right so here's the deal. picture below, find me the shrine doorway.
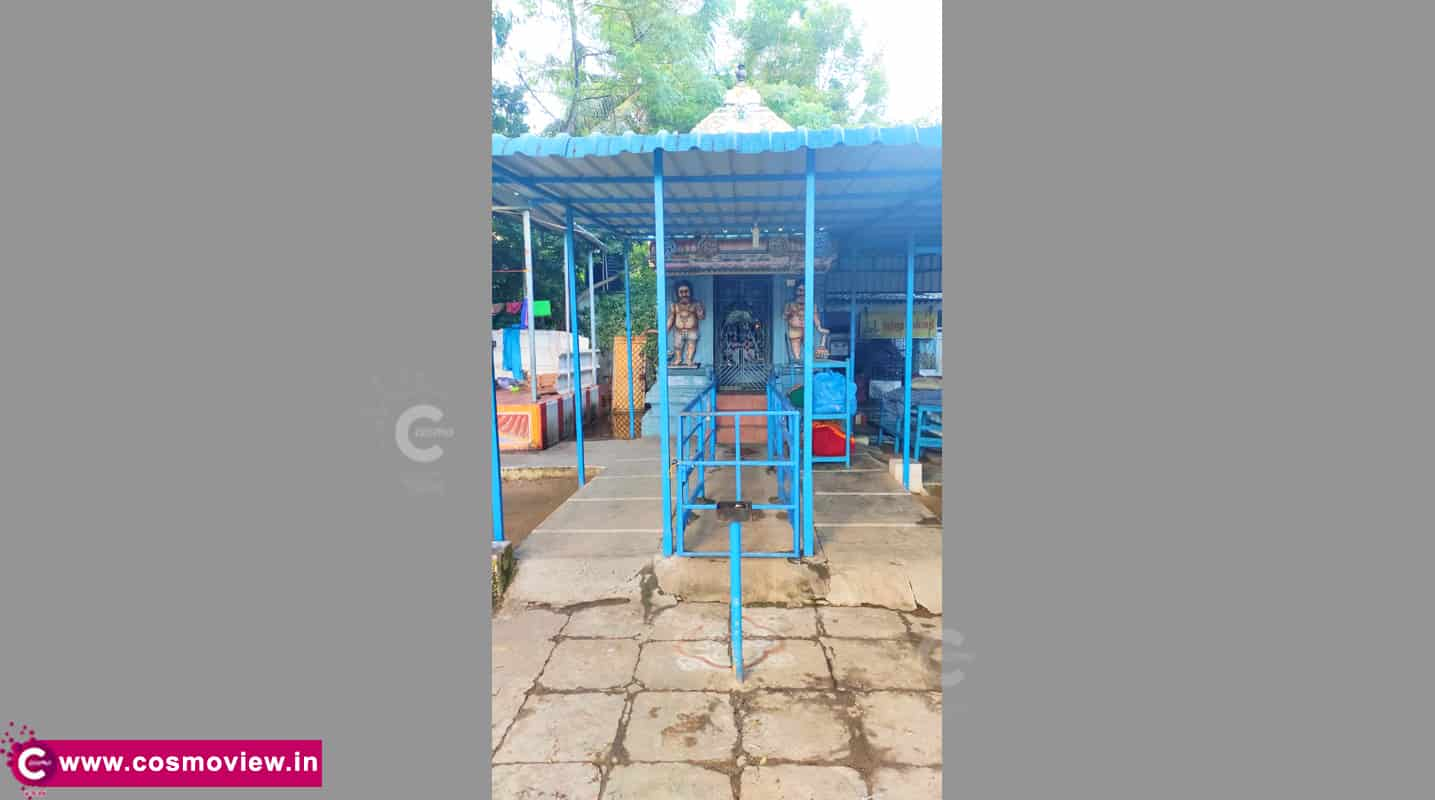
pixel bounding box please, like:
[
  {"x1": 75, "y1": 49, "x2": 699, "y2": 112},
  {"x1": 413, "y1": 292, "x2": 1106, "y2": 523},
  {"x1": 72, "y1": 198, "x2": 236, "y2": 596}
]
[
  {"x1": 713, "y1": 275, "x2": 773, "y2": 445},
  {"x1": 714, "y1": 275, "x2": 773, "y2": 393}
]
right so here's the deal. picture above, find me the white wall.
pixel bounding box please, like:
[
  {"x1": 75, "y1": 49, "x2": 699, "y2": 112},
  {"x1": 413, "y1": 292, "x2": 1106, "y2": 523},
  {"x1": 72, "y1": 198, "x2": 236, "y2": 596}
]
[{"x1": 492, "y1": 329, "x2": 592, "y2": 377}]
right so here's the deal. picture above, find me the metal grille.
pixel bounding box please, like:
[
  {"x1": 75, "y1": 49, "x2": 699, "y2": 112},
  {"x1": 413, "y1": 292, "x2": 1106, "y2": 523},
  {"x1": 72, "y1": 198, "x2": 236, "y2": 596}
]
[{"x1": 715, "y1": 276, "x2": 772, "y2": 391}]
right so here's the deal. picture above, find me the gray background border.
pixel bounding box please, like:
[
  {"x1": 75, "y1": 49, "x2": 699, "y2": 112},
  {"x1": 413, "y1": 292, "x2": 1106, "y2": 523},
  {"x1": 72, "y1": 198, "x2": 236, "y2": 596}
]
[
  {"x1": 3, "y1": 1, "x2": 1432, "y2": 798},
  {"x1": 2, "y1": 1, "x2": 494, "y2": 796},
  {"x1": 945, "y1": 1, "x2": 1433, "y2": 796}
]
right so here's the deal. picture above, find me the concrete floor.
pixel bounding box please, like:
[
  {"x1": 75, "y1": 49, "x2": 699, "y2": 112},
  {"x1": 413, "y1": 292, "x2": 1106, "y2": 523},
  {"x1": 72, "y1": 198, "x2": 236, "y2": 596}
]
[
  {"x1": 492, "y1": 600, "x2": 945, "y2": 800},
  {"x1": 500, "y1": 437, "x2": 942, "y2": 613}
]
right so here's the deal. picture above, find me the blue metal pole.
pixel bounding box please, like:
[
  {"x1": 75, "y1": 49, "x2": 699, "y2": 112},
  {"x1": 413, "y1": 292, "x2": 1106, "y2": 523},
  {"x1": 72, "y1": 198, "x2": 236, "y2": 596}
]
[
  {"x1": 847, "y1": 297, "x2": 857, "y2": 466},
  {"x1": 565, "y1": 207, "x2": 587, "y2": 487},
  {"x1": 730, "y1": 520, "x2": 744, "y2": 682},
  {"x1": 902, "y1": 233, "x2": 916, "y2": 490},
  {"x1": 490, "y1": 351, "x2": 505, "y2": 542},
  {"x1": 801, "y1": 148, "x2": 816, "y2": 558},
  {"x1": 735, "y1": 417, "x2": 743, "y2": 502},
  {"x1": 522, "y1": 210, "x2": 538, "y2": 403},
  {"x1": 655, "y1": 150, "x2": 674, "y2": 556},
  {"x1": 623, "y1": 240, "x2": 636, "y2": 438}
]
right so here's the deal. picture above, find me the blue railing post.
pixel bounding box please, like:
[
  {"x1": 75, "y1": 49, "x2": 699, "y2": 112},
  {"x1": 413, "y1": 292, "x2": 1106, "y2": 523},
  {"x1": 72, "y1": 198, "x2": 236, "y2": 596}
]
[
  {"x1": 522, "y1": 210, "x2": 538, "y2": 403},
  {"x1": 734, "y1": 416, "x2": 743, "y2": 502},
  {"x1": 490, "y1": 354, "x2": 505, "y2": 543},
  {"x1": 622, "y1": 240, "x2": 636, "y2": 438},
  {"x1": 678, "y1": 413, "x2": 688, "y2": 551},
  {"x1": 564, "y1": 206, "x2": 587, "y2": 487},
  {"x1": 847, "y1": 296, "x2": 857, "y2": 466},
  {"x1": 730, "y1": 520, "x2": 744, "y2": 682},
  {"x1": 655, "y1": 150, "x2": 674, "y2": 557},
  {"x1": 801, "y1": 148, "x2": 817, "y2": 558},
  {"x1": 902, "y1": 233, "x2": 916, "y2": 491}
]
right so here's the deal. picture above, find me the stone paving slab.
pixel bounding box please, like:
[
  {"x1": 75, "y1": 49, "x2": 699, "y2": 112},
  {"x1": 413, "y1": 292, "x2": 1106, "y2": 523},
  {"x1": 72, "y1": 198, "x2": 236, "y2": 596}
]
[
  {"x1": 820, "y1": 561, "x2": 918, "y2": 611},
  {"x1": 563, "y1": 600, "x2": 649, "y2": 639},
  {"x1": 905, "y1": 613, "x2": 942, "y2": 640},
  {"x1": 740, "y1": 639, "x2": 833, "y2": 690},
  {"x1": 811, "y1": 468, "x2": 911, "y2": 493},
  {"x1": 816, "y1": 526, "x2": 943, "y2": 558},
  {"x1": 740, "y1": 764, "x2": 868, "y2": 800},
  {"x1": 504, "y1": 556, "x2": 650, "y2": 607},
  {"x1": 648, "y1": 602, "x2": 729, "y2": 640},
  {"x1": 817, "y1": 606, "x2": 910, "y2": 639},
  {"x1": 602, "y1": 764, "x2": 734, "y2": 800},
  {"x1": 491, "y1": 763, "x2": 602, "y2": 800},
  {"x1": 855, "y1": 692, "x2": 943, "y2": 766},
  {"x1": 635, "y1": 639, "x2": 738, "y2": 691},
  {"x1": 740, "y1": 691, "x2": 852, "y2": 762},
  {"x1": 653, "y1": 555, "x2": 825, "y2": 606},
  {"x1": 634, "y1": 637, "x2": 832, "y2": 691},
  {"x1": 624, "y1": 691, "x2": 737, "y2": 762},
  {"x1": 492, "y1": 687, "x2": 530, "y2": 747},
  {"x1": 521, "y1": 530, "x2": 660, "y2": 560},
  {"x1": 535, "y1": 499, "x2": 664, "y2": 533},
  {"x1": 566, "y1": 474, "x2": 661, "y2": 500},
  {"x1": 741, "y1": 606, "x2": 818, "y2": 638},
  {"x1": 493, "y1": 692, "x2": 627, "y2": 764},
  {"x1": 817, "y1": 527, "x2": 943, "y2": 613},
  {"x1": 813, "y1": 494, "x2": 936, "y2": 526},
  {"x1": 493, "y1": 608, "x2": 569, "y2": 641},
  {"x1": 825, "y1": 639, "x2": 940, "y2": 691},
  {"x1": 871, "y1": 765, "x2": 942, "y2": 799},
  {"x1": 538, "y1": 639, "x2": 641, "y2": 690},
  {"x1": 516, "y1": 530, "x2": 658, "y2": 559},
  {"x1": 493, "y1": 637, "x2": 558, "y2": 694}
]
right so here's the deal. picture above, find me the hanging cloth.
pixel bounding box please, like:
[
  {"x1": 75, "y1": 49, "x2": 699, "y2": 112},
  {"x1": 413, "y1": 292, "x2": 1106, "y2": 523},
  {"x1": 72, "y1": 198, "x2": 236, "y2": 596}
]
[{"x1": 502, "y1": 326, "x2": 525, "y2": 381}]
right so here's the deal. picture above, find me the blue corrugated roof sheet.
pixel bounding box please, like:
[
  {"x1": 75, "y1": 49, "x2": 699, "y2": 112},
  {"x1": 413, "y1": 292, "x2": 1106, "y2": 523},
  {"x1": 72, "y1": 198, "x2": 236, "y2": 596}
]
[{"x1": 493, "y1": 125, "x2": 942, "y2": 159}]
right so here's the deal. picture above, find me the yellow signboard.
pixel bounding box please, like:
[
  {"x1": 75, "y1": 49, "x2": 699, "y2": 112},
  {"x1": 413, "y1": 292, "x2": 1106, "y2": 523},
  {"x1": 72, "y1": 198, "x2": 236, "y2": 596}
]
[{"x1": 860, "y1": 306, "x2": 938, "y2": 339}]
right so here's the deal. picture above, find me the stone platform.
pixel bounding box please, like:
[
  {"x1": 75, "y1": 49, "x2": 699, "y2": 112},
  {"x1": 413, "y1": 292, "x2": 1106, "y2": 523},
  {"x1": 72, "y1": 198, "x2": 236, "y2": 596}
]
[{"x1": 500, "y1": 438, "x2": 942, "y2": 613}]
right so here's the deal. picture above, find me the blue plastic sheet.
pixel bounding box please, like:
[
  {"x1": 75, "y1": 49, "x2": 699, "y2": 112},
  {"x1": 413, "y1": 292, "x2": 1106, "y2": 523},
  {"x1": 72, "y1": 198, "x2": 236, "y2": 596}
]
[
  {"x1": 812, "y1": 371, "x2": 851, "y2": 415},
  {"x1": 502, "y1": 327, "x2": 524, "y2": 380}
]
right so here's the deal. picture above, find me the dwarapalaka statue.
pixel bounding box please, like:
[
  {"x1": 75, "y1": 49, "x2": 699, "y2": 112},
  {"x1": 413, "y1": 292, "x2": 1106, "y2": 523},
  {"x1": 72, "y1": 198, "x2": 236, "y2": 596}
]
[
  {"x1": 784, "y1": 282, "x2": 829, "y2": 361},
  {"x1": 667, "y1": 280, "x2": 706, "y2": 367}
]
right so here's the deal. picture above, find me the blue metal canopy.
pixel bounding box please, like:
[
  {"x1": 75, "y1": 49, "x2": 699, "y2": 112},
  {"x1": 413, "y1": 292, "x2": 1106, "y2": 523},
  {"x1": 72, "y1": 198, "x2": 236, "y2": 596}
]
[{"x1": 492, "y1": 125, "x2": 942, "y2": 249}]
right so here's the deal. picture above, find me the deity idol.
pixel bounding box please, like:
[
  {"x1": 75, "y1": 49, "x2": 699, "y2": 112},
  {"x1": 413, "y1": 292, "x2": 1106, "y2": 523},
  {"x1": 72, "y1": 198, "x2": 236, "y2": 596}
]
[
  {"x1": 667, "y1": 280, "x2": 705, "y2": 366},
  {"x1": 783, "y1": 282, "x2": 829, "y2": 361}
]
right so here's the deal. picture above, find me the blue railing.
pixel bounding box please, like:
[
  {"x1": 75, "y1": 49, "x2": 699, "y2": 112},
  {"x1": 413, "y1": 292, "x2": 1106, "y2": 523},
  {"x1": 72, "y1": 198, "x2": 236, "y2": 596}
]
[{"x1": 672, "y1": 377, "x2": 802, "y2": 558}]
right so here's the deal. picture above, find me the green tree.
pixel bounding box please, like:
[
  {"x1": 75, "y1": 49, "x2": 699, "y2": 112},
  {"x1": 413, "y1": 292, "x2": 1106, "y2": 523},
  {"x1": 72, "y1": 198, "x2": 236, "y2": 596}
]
[
  {"x1": 493, "y1": 7, "x2": 530, "y2": 136},
  {"x1": 731, "y1": 0, "x2": 887, "y2": 127},
  {"x1": 520, "y1": 0, "x2": 731, "y2": 135}
]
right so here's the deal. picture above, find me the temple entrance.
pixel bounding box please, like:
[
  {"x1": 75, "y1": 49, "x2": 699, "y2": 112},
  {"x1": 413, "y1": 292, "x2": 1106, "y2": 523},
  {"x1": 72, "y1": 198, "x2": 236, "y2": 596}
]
[{"x1": 714, "y1": 275, "x2": 772, "y2": 392}]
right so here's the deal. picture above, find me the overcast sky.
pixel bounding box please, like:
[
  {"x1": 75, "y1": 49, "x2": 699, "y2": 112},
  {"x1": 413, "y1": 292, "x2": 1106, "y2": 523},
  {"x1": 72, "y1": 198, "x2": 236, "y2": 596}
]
[{"x1": 496, "y1": 0, "x2": 943, "y2": 130}]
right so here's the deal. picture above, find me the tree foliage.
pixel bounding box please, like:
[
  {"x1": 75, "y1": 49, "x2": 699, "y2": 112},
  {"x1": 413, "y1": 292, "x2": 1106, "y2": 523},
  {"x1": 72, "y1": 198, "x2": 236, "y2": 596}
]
[
  {"x1": 493, "y1": 8, "x2": 531, "y2": 136},
  {"x1": 520, "y1": 0, "x2": 731, "y2": 136},
  {"x1": 510, "y1": 0, "x2": 889, "y2": 136},
  {"x1": 731, "y1": 0, "x2": 887, "y2": 127}
]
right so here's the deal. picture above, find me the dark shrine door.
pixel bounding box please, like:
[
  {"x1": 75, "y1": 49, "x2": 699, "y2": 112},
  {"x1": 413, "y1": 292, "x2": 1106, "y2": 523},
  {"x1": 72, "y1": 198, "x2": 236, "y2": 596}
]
[{"x1": 714, "y1": 276, "x2": 772, "y2": 392}]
